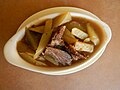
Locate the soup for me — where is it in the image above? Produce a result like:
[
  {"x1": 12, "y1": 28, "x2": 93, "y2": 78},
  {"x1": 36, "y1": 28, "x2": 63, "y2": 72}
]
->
[{"x1": 17, "y1": 12, "x2": 105, "y2": 67}]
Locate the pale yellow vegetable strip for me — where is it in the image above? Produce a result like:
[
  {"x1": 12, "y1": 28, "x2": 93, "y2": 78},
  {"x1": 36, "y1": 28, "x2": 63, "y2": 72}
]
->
[
  {"x1": 66, "y1": 21, "x2": 86, "y2": 31},
  {"x1": 75, "y1": 41, "x2": 94, "y2": 53},
  {"x1": 20, "y1": 52, "x2": 36, "y2": 64},
  {"x1": 25, "y1": 52, "x2": 34, "y2": 57},
  {"x1": 63, "y1": 35, "x2": 77, "y2": 44},
  {"x1": 83, "y1": 38, "x2": 91, "y2": 43},
  {"x1": 72, "y1": 28, "x2": 88, "y2": 40},
  {"x1": 36, "y1": 61, "x2": 47, "y2": 66},
  {"x1": 64, "y1": 28, "x2": 75, "y2": 38},
  {"x1": 63, "y1": 29, "x2": 77, "y2": 44},
  {"x1": 29, "y1": 26, "x2": 44, "y2": 33},
  {"x1": 34, "y1": 19, "x2": 53, "y2": 59},
  {"x1": 44, "y1": 19, "x2": 52, "y2": 32},
  {"x1": 53, "y1": 12, "x2": 72, "y2": 27},
  {"x1": 20, "y1": 52, "x2": 47, "y2": 66},
  {"x1": 87, "y1": 23, "x2": 100, "y2": 45},
  {"x1": 25, "y1": 27, "x2": 38, "y2": 50}
]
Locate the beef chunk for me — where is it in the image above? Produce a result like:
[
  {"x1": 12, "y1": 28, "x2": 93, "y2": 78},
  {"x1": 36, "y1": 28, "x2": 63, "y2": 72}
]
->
[
  {"x1": 71, "y1": 54, "x2": 86, "y2": 61},
  {"x1": 65, "y1": 45, "x2": 78, "y2": 55},
  {"x1": 44, "y1": 47, "x2": 72, "y2": 65},
  {"x1": 50, "y1": 26, "x2": 66, "y2": 47},
  {"x1": 65, "y1": 45, "x2": 87, "y2": 60}
]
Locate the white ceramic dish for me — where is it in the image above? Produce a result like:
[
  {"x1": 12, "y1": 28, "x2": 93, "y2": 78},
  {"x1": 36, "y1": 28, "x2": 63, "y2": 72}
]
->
[{"x1": 4, "y1": 7, "x2": 112, "y2": 75}]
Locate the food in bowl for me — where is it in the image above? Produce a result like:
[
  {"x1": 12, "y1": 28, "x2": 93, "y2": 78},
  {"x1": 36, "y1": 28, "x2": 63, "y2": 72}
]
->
[{"x1": 17, "y1": 12, "x2": 105, "y2": 67}]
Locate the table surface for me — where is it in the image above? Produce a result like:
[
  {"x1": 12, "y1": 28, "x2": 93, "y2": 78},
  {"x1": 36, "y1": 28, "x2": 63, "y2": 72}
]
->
[{"x1": 0, "y1": 0, "x2": 120, "y2": 90}]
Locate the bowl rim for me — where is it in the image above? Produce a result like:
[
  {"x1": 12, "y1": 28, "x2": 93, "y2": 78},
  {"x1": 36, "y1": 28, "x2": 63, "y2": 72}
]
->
[
  {"x1": 4, "y1": 7, "x2": 112, "y2": 75},
  {"x1": 17, "y1": 7, "x2": 101, "y2": 32}
]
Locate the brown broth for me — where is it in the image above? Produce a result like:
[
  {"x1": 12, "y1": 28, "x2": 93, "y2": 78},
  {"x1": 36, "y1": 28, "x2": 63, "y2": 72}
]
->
[{"x1": 17, "y1": 17, "x2": 106, "y2": 68}]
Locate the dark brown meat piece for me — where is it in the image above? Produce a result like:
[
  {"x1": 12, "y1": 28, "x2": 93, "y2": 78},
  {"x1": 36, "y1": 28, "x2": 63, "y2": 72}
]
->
[
  {"x1": 71, "y1": 54, "x2": 86, "y2": 61},
  {"x1": 65, "y1": 45, "x2": 87, "y2": 60},
  {"x1": 50, "y1": 26, "x2": 66, "y2": 47},
  {"x1": 44, "y1": 47, "x2": 72, "y2": 65}
]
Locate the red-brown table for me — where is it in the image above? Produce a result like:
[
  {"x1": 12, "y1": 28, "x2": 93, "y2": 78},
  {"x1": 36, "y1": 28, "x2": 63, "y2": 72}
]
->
[{"x1": 0, "y1": 0, "x2": 120, "y2": 90}]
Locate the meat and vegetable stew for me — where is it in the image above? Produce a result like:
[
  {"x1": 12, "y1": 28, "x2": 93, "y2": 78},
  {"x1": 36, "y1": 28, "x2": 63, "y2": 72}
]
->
[{"x1": 17, "y1": 12, "x2": 103, "y2": 67}]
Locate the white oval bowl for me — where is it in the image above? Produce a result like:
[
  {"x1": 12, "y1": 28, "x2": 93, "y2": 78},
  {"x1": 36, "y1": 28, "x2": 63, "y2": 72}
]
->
[{"x1": 4, "y1": 7, "x2": 112, "y2": 75}]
